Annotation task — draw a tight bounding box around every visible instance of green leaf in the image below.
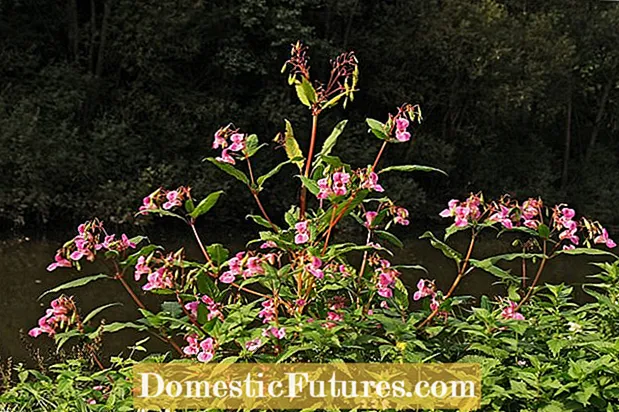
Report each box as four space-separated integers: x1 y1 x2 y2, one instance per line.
257 160 291 187
375 230 403 248
39 274 110 300
83 302 123 324
319 120 348 158
366 118 389 140
557 248 618 259
420 231 462 263
277 345 314 363
246 214 276 229
189 190 224 219
88 322 148 339
284 120 305 171
298 176 320 196
206 158 250 185
483 253 546 264
537 223 550 239
379 164 448 176
245 134 266 158
207 244 229 267
469 259 516 281
295 77 317 107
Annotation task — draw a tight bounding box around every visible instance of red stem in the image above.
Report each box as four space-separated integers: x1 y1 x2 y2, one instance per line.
300 114 319 219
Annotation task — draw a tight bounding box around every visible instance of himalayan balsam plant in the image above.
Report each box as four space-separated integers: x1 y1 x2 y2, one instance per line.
20 41 619 410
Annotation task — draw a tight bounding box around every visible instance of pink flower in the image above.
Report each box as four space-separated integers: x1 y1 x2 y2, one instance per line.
327 311 343 322
219 271 236 284
563 244 576 251
364 211 378 228
413 279 434 301
332 172 350 196
216 148 235 165
142 267 173 291
120 234 137 250
197 338 215 362
393 207 409 226
294 221 310 244
594 228 617 249
489 205 513 229
396 117 409 131
307 256 324 279
228 133 245 152
213 131 227 149
360 171 384 192
134 256 150 281
561 208 576 220
500 300 525 321
183 334 200 355
439 199 459 217
139 195 158 212
258 299 276 323
47 252 72 272
162 190 181 210
260 240 277 249
395 130 411 142
317 178 332 200
262 327 286 340
243 256 264 278
245 338 262 352
200 295 224 321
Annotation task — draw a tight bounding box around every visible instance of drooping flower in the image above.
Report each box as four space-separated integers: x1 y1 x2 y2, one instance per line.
294 221 310 244
28 296 76 338
500 300 525 321
364 211 378 228
258 299 276 323
142 267 174 291
413 279 434 301
489 204 513 229
262 327 286 340
392 206 409 226
360 169 384 192
216 148 235 165
245 338 262 352
197 338 215 362
183 334 200 356
228 133 246 152
594 228 617 249
162 190 182 210
46 252 72 272
307 256 324 279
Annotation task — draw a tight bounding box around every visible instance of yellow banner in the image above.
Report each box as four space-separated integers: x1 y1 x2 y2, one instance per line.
133 362 480 410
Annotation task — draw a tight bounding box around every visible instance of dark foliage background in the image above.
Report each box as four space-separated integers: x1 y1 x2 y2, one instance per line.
1 0 618 232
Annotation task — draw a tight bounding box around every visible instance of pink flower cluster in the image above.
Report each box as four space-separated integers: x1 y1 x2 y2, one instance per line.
413 280 443 313
554 207 580 250
262 326 286 340
520 198 542 229
294 221 310 244
28 296 75 338
183 334 216 362
375 259 401 298
500 300 525 321
394 117 411 142
391 206 410 226
306 256 324 279
184 294 224 322
439 194 482 227
220 251 272 284
212 125 246 165
358 168 384 192
134 254 175 291
258 299 276 323
139 187 191 212
47 220 136 271
245 338 262 352
317 172 351 200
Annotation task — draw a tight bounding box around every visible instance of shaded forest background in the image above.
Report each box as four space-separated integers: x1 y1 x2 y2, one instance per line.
1 0 618 233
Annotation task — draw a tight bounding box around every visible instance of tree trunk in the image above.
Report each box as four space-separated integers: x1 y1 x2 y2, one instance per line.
67 0 79 62
95 0 111 78
585 74 614 163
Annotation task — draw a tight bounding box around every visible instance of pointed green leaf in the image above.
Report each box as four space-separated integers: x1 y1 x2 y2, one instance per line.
83 302 123 324
295 77 317 107
319 120 348 158
284 120 305 171
189 190 224 219
257 160 291 187
379 164 448 176
297 176 320 196
206 158 250 185
39 274 110 300
420 231 462 263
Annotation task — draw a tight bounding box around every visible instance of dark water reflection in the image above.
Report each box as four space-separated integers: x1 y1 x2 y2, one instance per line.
0 226 608 364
